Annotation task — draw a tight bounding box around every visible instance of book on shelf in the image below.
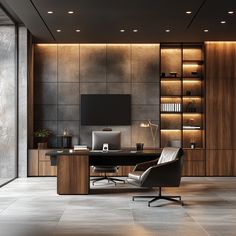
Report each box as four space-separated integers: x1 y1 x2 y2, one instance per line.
74 145 88 151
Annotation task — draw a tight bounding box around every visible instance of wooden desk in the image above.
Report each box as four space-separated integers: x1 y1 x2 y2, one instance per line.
47 149 161 195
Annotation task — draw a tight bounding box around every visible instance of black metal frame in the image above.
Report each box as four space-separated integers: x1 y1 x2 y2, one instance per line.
132 187 183 207
91 172 125 186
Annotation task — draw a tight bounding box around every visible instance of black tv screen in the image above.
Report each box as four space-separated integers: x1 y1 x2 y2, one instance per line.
81 94 131 125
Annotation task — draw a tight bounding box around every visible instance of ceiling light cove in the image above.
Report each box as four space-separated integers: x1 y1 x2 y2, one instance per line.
56 29 62 32
47 11 53 14
76 29 80 32
133 29 138 33
204 29 209 32
165 29 170 32
68 11 74 14
221 21 226 24
186 11 192 14
120 29 125 32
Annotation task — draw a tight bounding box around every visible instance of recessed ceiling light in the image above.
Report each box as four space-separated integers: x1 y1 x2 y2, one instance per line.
228 11 234 14
204 29 209 32
133 29 138 33
221 21 226 24
165 29 170 32
76 29 80 32
47 11 53 14
186 11 192 14
68 11 74 14
120 29 125 32
56 29 61 32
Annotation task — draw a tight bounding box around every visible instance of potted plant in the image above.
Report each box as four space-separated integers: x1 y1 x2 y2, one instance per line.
34 129 52 149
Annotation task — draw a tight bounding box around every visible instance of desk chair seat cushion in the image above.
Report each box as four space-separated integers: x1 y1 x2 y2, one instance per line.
92 166 118 173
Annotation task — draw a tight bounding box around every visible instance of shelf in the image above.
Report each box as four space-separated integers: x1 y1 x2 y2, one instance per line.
182 96 202 99
182 77 202 80
182 112 203 114
183 60 203 65
161 112 182 114
160 43 204 150
161 129 182 131
161 77 182 81
161 95 182 98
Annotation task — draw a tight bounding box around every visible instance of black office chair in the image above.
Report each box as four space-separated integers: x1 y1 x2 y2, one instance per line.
127 147 184 207
91 129 125 186
92 166 125 185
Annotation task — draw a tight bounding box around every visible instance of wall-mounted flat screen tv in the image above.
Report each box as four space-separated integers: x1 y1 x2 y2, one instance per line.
81 94 131 125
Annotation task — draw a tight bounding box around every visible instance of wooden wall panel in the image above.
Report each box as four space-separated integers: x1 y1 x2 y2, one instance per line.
182 149 205 176
206 42 236 149
206 150 234 176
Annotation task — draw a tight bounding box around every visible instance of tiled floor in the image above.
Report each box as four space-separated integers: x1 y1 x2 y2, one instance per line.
0 178 13 186
0 177 236 236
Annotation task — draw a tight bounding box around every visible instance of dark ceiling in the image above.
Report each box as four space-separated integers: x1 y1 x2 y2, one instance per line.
0 7 13 25
1 0 236 42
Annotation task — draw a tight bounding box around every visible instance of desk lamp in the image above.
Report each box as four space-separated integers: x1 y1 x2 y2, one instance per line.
140 120 159 148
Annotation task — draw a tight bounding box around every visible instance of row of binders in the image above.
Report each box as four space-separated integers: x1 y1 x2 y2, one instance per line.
161 103 182 112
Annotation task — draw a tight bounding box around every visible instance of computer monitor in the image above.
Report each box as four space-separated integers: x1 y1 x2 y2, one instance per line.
92 131 121 150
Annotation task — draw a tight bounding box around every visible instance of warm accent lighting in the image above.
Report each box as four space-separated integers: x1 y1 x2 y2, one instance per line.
186 11 192 14
165 29 170 32
133 29 138 33
56 29 62 32
76 29 80 32
228 11 234 14
221 21 226 24
68 11 74 14
204 29 209 32
47 11 53 14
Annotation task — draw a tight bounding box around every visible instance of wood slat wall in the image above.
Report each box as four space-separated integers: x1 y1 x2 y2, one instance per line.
206 42 236 149
205 42 236 176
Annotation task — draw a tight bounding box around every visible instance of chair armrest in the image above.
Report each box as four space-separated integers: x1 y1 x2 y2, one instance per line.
133 159 159 171
140 159 181 187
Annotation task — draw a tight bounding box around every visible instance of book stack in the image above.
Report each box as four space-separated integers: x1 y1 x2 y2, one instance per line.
74 145 88 151
161 103 181 112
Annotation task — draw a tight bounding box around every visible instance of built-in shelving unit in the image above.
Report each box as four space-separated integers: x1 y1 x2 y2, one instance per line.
160 43 205 149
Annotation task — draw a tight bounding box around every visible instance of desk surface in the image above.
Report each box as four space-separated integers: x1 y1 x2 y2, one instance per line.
47 149 161 166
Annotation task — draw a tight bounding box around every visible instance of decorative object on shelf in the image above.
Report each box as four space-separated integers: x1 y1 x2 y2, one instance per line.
57 134 72 149
191 71 198 77
63 128 69 136
161 72 166 77
190 142 196 149
136 143 144 151
170 72 177 77
34 128 52 149
186 100 196 112
140 120 159 148
186 90 192 96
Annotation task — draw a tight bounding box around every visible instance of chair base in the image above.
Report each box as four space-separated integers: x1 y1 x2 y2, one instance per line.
92 176 125 186
132 187 183 207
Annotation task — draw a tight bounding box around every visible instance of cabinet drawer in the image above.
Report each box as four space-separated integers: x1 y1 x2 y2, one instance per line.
39 161 57 176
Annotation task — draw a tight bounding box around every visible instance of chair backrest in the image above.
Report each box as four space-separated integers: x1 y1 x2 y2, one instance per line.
157 147 180 164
